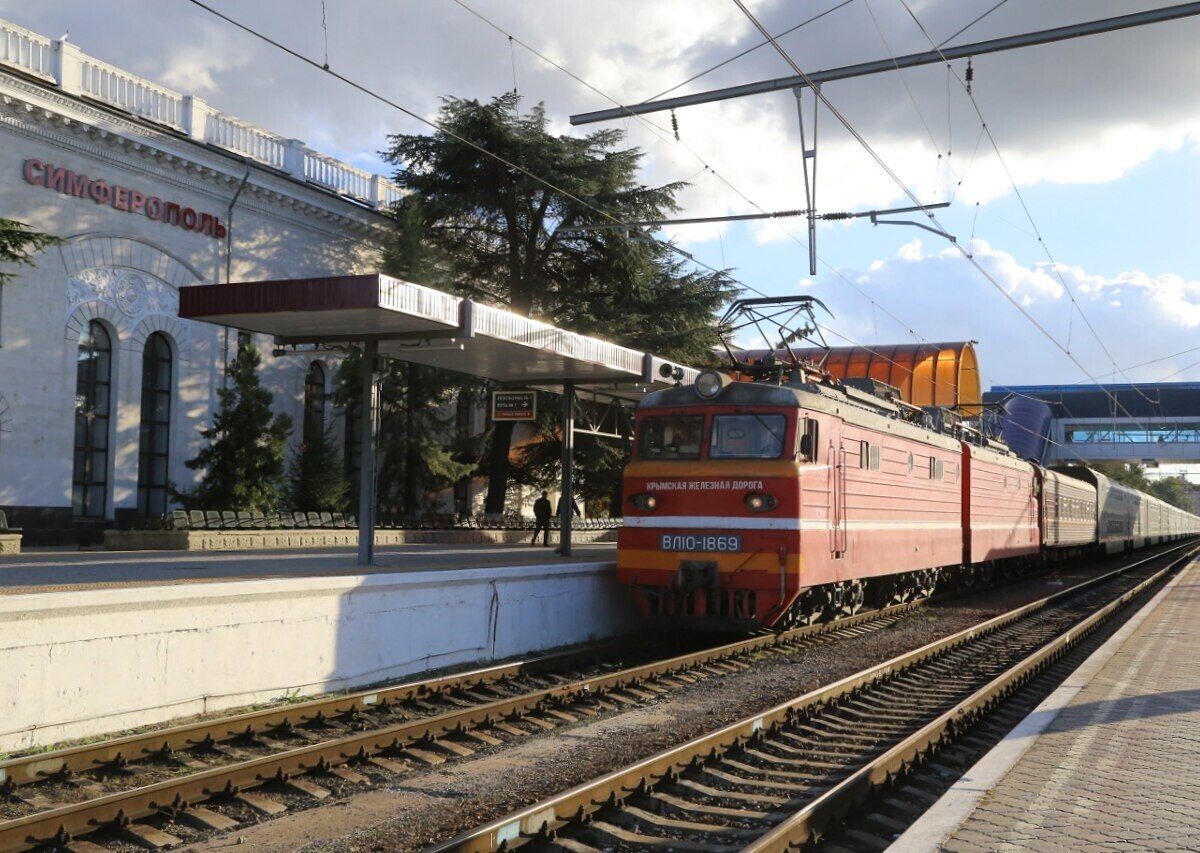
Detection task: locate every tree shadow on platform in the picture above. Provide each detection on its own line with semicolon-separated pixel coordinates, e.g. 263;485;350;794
1017;687;1200;737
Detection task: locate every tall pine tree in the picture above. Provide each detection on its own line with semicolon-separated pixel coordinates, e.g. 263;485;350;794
177;343;292;511
385;93;734;513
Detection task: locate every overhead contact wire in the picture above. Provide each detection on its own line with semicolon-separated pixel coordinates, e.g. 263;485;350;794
730;0;1156;437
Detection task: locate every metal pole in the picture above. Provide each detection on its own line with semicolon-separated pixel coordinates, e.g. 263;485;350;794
570;2;1200;124
356;338;379;566
558;381;575;557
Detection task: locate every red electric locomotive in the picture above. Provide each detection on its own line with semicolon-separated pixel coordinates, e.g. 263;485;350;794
617;366;996;629
617;298;1199;631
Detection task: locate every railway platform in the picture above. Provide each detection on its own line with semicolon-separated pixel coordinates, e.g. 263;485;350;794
893;556;1200;852
0;540;615;593
0;543;632;753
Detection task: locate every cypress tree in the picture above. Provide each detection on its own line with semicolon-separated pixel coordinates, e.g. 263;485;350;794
286;426;350;511
176;343;292;511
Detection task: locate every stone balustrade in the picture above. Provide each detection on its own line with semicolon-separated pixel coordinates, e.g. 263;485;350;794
0;16;402;211
0;19;53;80
206;111;288;169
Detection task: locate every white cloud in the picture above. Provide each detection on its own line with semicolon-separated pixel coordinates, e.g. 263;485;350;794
807;238;1200;385
9;1;1197;223
156;43;250;96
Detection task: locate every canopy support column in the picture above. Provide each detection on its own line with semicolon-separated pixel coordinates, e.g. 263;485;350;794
357;337;379;566
558;381;575;556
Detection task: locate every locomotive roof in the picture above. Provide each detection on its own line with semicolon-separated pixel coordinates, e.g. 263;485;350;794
639;379;964;453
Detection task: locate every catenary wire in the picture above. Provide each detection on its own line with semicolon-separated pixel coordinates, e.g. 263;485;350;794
447;0;1048;387
445;0;981;401
188;0;1179;443
896;0;1163;407
641;0;857;104
938;0;1012;47
730;0;1157;437
859;0;1173;398
180;0;752;305
457;0;1186;434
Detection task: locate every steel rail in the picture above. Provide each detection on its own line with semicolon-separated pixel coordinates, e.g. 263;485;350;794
429;542;1196;851
0;642;621;790
0;599;923;850
743;549;1196;850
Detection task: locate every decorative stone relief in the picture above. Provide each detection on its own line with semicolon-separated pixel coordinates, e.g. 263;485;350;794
66;267;191;347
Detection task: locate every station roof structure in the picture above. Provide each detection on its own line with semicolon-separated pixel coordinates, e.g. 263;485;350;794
178;274;697;399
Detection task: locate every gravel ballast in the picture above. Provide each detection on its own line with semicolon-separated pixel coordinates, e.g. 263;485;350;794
177;558;1142;852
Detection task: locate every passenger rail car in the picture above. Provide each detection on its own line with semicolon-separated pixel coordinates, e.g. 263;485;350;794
617;371;1200;631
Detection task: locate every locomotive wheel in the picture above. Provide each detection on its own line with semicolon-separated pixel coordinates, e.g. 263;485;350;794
844;580;865;615
808;586;833;623
829;583;847;616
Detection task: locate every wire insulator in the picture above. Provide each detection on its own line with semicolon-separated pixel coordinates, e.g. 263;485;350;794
670;109;680;142
965;57;974;96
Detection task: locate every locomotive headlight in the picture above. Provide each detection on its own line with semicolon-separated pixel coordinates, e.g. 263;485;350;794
694;370;727;399
630;492;659;511
744;492;778;512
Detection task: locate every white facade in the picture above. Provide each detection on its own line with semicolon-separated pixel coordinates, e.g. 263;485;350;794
0;18;396;537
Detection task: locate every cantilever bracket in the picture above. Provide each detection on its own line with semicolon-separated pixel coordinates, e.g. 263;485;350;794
869;213;958;245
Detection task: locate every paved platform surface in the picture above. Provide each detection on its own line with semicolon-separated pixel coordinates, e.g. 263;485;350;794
895;557;1200;852
0;542;616;593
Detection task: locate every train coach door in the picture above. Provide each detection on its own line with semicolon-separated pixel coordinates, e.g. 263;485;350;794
830;439;847;558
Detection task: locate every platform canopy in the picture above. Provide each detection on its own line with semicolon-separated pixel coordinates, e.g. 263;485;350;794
178;274;697;399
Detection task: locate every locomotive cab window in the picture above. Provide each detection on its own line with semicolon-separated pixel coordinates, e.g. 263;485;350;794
710;414;786;459
638;415;704;460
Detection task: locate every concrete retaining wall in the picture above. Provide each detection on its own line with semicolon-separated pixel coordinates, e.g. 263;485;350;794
0;561;634;753
102;528;618;551
0;534;19;554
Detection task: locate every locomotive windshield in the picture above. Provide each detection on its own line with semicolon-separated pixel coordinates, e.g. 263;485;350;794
710;414;786;459
638;415;704;460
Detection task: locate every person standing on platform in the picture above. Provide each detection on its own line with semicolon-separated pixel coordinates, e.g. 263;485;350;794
532;491;553;546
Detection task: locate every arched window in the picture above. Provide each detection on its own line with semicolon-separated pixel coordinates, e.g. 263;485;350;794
137;333;173;516
303;362;326;446
72;321;112;517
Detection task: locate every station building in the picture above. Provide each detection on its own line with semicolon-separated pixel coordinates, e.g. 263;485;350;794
0;18;401;540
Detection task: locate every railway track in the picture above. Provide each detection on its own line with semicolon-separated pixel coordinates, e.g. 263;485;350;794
431;543;1196;852
0;598;924;851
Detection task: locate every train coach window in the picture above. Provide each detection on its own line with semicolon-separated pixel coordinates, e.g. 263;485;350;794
639;415;704;460
859;441;881;471
711;414;786;459
930;458;944;480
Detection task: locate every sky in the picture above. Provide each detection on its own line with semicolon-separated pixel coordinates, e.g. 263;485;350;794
5;0;1200;392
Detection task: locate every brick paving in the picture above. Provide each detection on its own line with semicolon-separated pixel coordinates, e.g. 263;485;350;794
941;561;1200;852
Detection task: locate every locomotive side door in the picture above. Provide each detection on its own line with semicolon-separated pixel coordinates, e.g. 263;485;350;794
829;435;847;559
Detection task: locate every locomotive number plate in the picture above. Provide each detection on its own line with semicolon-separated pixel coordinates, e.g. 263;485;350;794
660;533;742;553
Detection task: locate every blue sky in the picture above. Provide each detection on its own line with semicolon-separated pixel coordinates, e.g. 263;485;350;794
4;0;1199;390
